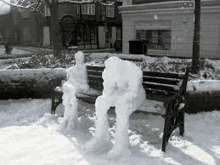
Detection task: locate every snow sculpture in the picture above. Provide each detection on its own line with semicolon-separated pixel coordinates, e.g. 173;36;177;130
84;56;146;159
61;51;89;130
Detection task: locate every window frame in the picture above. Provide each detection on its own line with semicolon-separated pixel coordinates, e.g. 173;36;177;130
81;4;95;15
106;4;114;18
20;9;30;18
136;30;171;50
44;5;51;16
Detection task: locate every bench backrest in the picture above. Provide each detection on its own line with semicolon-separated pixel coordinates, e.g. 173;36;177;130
86;65;186;102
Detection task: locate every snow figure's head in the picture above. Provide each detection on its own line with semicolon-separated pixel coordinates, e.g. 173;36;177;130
103;56;122;81
104;56;121;68
75;51;85;65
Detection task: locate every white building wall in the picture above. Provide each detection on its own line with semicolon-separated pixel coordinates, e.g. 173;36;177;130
122;16;134;54
200;12;220;58
119;0;220;59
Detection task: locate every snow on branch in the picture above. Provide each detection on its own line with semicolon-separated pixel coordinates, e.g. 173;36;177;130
0;0;37;9
58;0;115;5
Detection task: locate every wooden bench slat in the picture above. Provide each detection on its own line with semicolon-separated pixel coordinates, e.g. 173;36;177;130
143;77;179;86
142;83;178;93
86;65;105;71
88;83;103;91
88;76;104;82
143;71;185;79
87;70;103;76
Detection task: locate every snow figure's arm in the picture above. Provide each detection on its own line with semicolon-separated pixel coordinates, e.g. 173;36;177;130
102;69;118;96
66;64;89;93
102;80;117;96
127;68;143;97
76;64;89;92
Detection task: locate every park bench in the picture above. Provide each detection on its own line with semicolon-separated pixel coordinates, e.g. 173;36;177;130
50;61;189;152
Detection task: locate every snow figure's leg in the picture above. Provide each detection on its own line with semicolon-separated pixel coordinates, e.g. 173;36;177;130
107;104;131;159
83;95;111;153
60;82;79;130
66;98;79;130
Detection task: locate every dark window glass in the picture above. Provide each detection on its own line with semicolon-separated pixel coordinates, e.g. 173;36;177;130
136;30;171;50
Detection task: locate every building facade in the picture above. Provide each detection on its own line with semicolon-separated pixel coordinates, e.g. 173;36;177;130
5;0;122;49
119;0;220;59
57;0;122;49
7;4;49;47
0;12;14;43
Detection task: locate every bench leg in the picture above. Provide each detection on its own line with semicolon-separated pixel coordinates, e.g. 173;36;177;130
162;111;185;152
51;95;56;114
179;111;184;136
162;116;170;152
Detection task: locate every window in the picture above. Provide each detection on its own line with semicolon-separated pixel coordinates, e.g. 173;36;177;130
21;9;30;18
136;30;171;50
81;4;95;15
91;4;95;15
84;25;90;44
76;5;80;15
106;5;114;17
77;24;97;45
81;4;86;14
23;27;31;41
44;5;51;16
91;25;97;44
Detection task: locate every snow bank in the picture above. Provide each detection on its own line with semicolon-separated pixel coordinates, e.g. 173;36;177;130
0;99;51;128
1;99;220;164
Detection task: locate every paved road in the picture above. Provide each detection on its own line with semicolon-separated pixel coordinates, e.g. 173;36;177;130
15;46;53;54
0;46;53;59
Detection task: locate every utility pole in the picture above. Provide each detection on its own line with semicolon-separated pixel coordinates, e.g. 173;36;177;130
191;0;201;74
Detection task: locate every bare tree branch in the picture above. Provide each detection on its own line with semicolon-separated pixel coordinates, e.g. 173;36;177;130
0;0;115;11
0;0;37;9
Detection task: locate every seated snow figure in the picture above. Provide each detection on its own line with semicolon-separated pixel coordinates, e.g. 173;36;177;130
61;51;89;130
84;56;146;159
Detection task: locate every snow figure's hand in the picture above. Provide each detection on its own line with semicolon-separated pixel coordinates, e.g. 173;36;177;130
62;82;70;93
103;81;118;96
118;92;133;105
95;96;110;113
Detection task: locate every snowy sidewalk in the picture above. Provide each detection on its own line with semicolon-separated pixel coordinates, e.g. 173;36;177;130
0;99;220;165
0;45;32;59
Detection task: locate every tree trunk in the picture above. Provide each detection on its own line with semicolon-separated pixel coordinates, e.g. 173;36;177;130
191;0;201;74
51;0;62;58
0;68;66;99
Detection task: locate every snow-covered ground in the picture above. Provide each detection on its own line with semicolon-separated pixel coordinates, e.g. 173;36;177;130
1;51;220;164
0;99;220;165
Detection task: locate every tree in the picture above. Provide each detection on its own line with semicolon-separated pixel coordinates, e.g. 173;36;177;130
0;0;114;58
191;0;201;74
